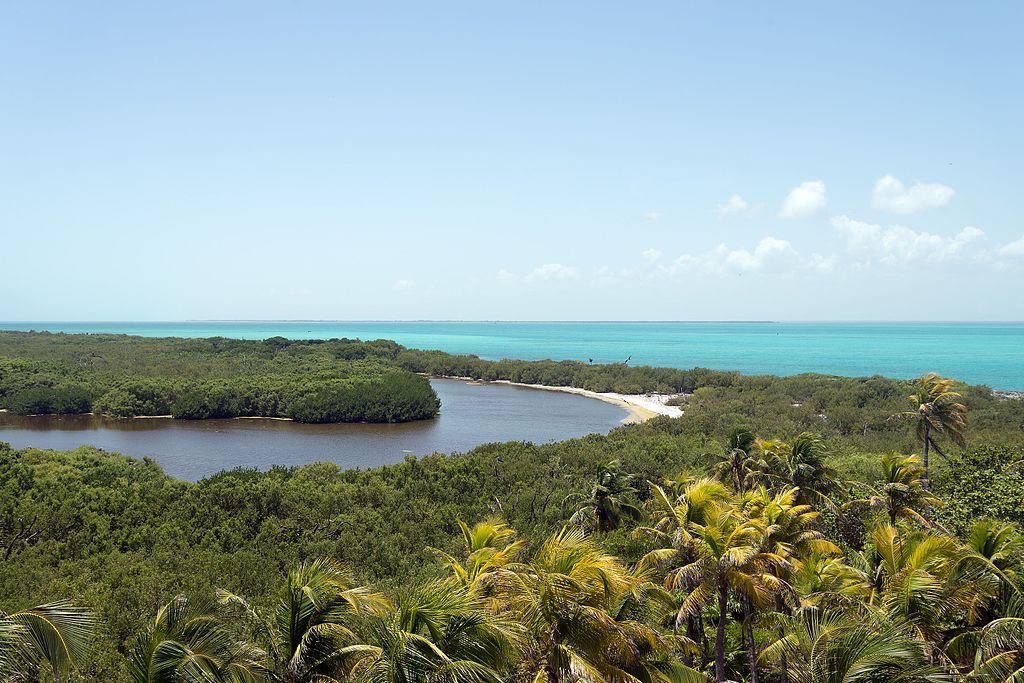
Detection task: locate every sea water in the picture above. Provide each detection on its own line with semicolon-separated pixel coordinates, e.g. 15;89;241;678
1;321;1021;389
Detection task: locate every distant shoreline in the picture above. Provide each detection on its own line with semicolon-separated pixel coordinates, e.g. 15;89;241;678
431;376;684;424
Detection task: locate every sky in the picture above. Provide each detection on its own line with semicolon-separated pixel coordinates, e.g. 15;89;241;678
2;2;1023;321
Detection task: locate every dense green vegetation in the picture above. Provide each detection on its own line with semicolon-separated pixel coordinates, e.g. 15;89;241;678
0;332;439;423
3;364;1024;681
393;348;739;394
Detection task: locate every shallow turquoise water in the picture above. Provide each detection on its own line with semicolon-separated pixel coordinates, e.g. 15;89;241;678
1;321;1022;389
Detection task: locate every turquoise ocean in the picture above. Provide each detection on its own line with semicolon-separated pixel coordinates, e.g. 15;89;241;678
1;321;1022;390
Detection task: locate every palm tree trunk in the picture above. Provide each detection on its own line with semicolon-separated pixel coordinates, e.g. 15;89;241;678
685;614;698;666
743;595;759;683
922;422;931;490
697;611;709;668
774;593;788;683
922;422;932;522
715;582;728;683
545;626;562;683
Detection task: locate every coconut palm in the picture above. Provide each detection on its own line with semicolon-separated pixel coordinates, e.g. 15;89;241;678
129;594;268;683
760;607;948;683
635;477;731;660
568;460;643;532
498;525;680;683
354;580;520;683
948;594;1024;681
0;601;94;682
965;519;1024;589
711;428;762;493
789;553;869;609
669;502;785;682
852;524;994;648
846;452;942;527
753;433;839;507
431;517;526;593
898;372;968;492
745;487;842;683
218;557;389;683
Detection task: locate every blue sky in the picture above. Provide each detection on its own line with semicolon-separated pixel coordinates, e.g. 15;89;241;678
2;2;1022;321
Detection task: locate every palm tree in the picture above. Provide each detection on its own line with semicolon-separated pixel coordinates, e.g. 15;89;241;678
129;594;268;683
964;518;1024;592
498;525;681;683
0;601;94;682
711;428;761;493
568;460;643;532
754;433;839;507
431;517;526;593
218;557;389;683
635;476;731;660
898;372;968;492
846;452;942;527
760;607;946;682
852;524;994;649
789;553;868;609
745;487;842;683
354;580;520;683
948;594;1024;681
669;501;785;682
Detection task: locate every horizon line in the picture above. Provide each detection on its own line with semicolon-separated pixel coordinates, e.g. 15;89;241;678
2;319;1024;325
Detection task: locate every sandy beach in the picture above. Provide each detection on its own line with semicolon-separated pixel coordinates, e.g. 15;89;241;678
435;376;684;424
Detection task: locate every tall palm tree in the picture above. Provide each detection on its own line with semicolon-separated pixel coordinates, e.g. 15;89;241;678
129;594;268;683
354;580;520;683
745;487;842;683
635;476;731;660
0;601;94;682
759;607;947;683
845;452;942;527
670;502;785;682
568;460;643;532
218;557;389;683
898;372;968;492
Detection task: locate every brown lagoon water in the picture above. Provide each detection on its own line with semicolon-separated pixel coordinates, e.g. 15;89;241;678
0;379;627;481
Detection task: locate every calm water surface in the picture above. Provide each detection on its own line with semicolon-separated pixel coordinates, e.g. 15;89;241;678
0;379;627;481
2;321;1022;388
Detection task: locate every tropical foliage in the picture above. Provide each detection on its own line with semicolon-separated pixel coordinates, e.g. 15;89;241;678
3;369;1024;681
0;332;440;423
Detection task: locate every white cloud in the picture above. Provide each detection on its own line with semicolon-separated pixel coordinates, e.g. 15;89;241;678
832;215;985;266
642;248;662;263
595;265;633;285
392;279;416;291
1000;236;1024;258
872;174;955;214
715;194;749;217
499;263;579;284
643;211;662;222
664;237;825;276
526;263;578;282
779;180;827;219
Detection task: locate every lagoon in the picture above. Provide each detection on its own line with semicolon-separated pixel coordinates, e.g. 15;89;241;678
0;378;628;481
